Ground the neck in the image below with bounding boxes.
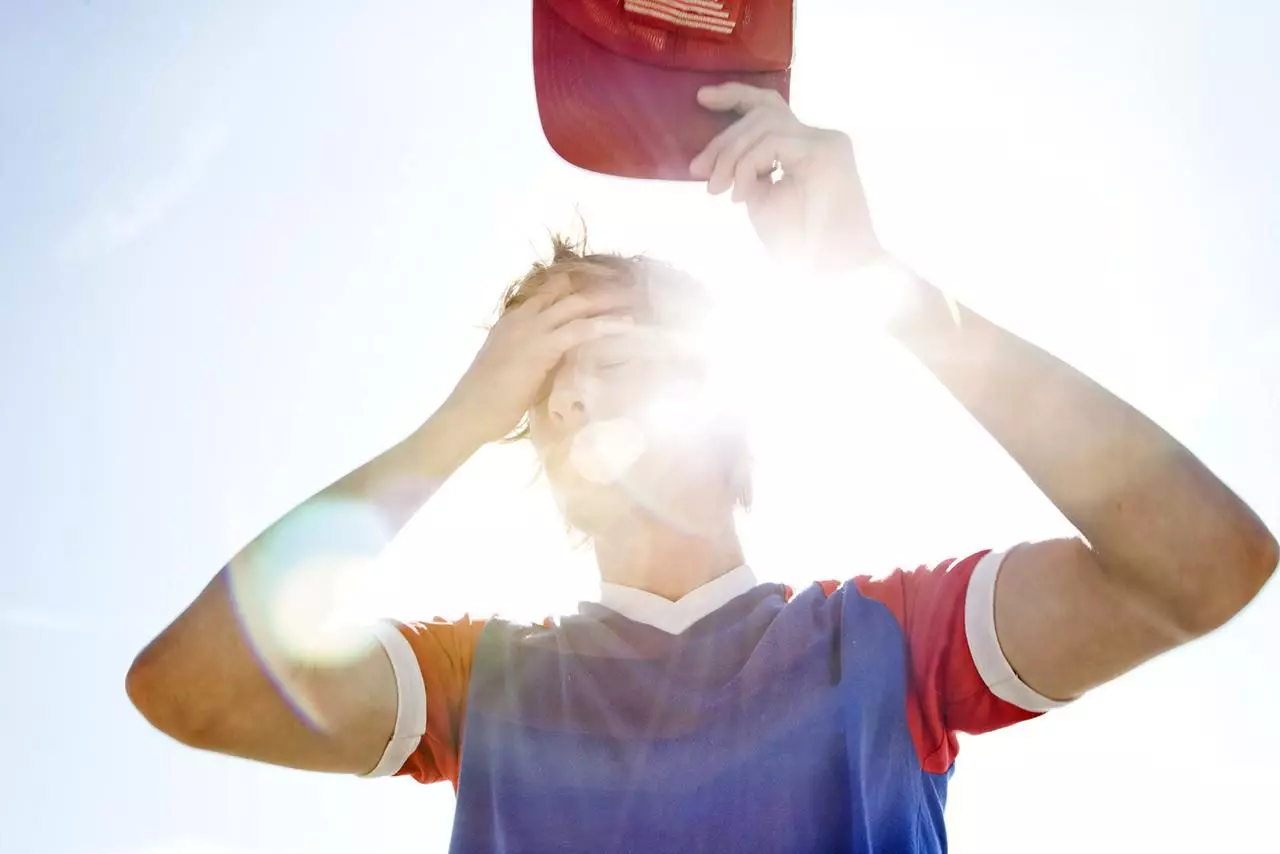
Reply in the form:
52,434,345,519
593,511,745,602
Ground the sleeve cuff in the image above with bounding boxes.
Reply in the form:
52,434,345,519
964,548,1070,713
361,620,427,778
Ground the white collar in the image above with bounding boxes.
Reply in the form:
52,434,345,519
597,564,759,635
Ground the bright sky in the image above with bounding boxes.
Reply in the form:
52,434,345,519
3,1,1279,852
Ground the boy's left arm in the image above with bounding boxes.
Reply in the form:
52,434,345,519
885,278,1276,701
693,82,1278,702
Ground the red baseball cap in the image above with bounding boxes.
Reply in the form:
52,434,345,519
533,0,794,180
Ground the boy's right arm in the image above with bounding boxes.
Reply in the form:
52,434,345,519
125,406,484,774
125,285,635,775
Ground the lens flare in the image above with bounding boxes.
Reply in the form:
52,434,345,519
641,378,720,437
263,554,382,664
226,498,391,729
567,417,647,483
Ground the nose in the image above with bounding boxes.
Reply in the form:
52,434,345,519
546,368,587,430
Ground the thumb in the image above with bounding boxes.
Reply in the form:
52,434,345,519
696,82,771,113
696,85,733,108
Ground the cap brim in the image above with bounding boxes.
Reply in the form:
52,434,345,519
533,0,791,181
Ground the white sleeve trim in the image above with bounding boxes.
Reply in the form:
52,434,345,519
964,548,1070,713
361,621,427,778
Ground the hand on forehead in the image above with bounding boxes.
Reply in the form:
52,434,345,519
545,265,710,329
575,322,708,366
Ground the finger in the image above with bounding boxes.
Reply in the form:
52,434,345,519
515,273,574,314
712,123,782,199
537,288,641,330
625,326,708,363
546,315,636,355
691,108,770,186
710,130,767,197
690,109,758,178
709,124,774,195
733,166,775,207
591,324,704,359
696,82,786,115
732,136,787,203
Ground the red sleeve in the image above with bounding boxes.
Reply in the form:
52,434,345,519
853,549,1061,774
364,615,487,788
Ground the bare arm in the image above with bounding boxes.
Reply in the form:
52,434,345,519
126,284,635,774
691,81,1277,702
888,267,1278,699
126,405,483,773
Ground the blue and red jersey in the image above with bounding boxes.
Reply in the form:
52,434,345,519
364,549,1065,853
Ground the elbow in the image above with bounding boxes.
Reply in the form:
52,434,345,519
1235,520,1280,610
125,650,175,737
125,648,212,749
1172,518,1278,637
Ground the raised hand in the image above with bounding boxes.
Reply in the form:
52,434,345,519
689,82,882,272
442,278,637,444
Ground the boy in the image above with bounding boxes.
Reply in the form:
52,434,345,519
127,83,1277,853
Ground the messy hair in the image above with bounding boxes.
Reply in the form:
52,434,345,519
497,230,753,510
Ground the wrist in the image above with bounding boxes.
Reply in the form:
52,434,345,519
826,254,942,334
887,271,958,341
415,403,487,474
840,256,956,337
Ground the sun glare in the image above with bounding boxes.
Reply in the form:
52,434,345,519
569,417,647,484
657,237,977,583
641,377,723,437
267,555,385,657
374,187,960,622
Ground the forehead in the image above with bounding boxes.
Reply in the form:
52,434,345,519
571,275,712,370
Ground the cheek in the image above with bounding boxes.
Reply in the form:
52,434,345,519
584,379,648,420
585,363,676,417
